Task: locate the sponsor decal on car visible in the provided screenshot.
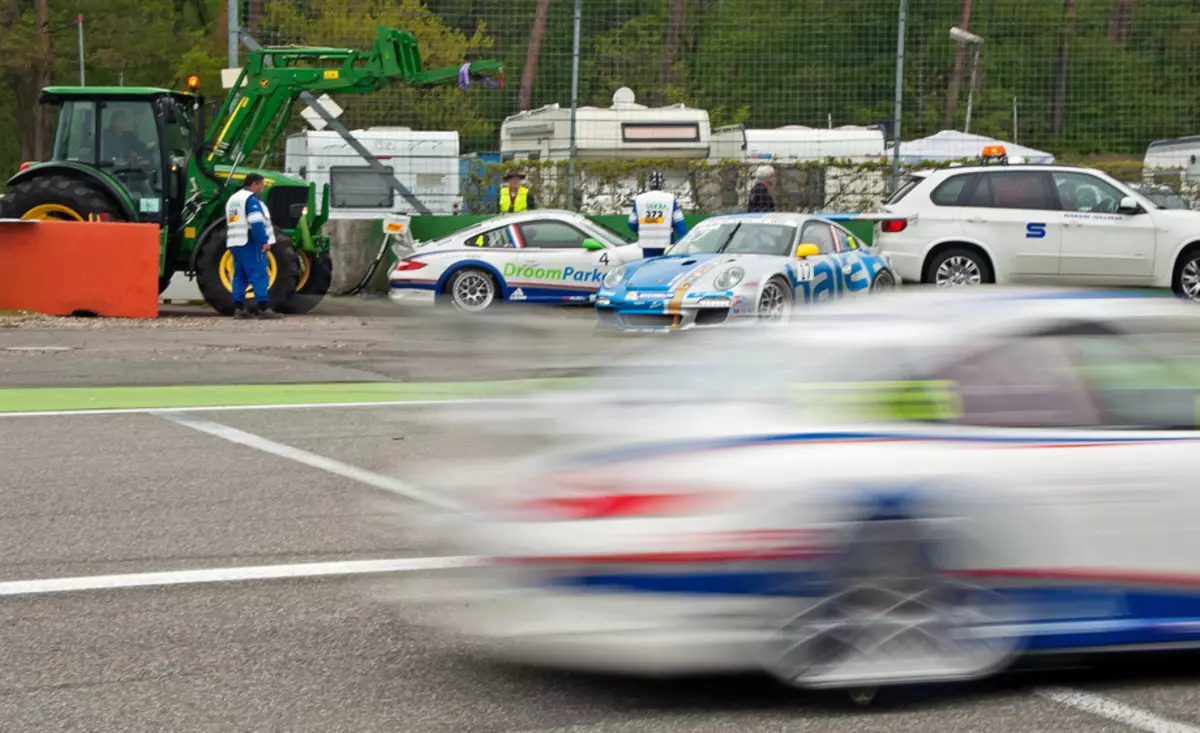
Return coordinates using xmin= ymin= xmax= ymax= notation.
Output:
xmin=502 ymin=263 xmax=605 ymax=284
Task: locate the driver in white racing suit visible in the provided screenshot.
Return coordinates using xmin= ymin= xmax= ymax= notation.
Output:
xmin=628 ymin=171 xmax=687 ymax=258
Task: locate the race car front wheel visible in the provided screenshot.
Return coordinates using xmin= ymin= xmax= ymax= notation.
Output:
xmin=446 ymin=267 xmax=498 ymax=312
xmin=757 ymin=277 xmax=793 ymax=322
xmin=870 ymin=270 xmax=898 ymax=292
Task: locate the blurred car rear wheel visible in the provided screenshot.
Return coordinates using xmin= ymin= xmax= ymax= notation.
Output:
xmin=760 ymin=506 xmax=1024 ymax=690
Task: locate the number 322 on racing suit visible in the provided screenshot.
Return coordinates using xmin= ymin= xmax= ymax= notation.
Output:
xmin=629 ymin=190 xmax=687 ymax=258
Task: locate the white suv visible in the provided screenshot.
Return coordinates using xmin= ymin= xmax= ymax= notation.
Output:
xmin=875 ymin=155 xmax=1200 ymax=300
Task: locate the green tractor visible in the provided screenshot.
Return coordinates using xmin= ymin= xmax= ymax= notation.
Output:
xmin=0 ymin=27 xmax=502 ymax=315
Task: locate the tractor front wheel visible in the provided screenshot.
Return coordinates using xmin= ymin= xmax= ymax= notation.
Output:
xmin=277 ymin=251 xmax=333 ymax=314
xmin=195 ymin=228 xmax=299 ymax=315
xmin=4 ymin=175 xmax=127 ymax=223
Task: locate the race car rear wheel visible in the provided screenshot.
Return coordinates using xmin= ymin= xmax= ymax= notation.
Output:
xmin=760 ymin=499 xmax=1025 ymax=691
xmin=757 ymin=277 xmax=793 ymax=322
xmin=446 ymin=267 xmax=498 ymax=312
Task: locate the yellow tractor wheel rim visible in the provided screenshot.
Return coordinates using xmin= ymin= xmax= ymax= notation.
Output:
xmin=21 ymin=204 xmax=85 ymax=221
xmin=219 ymin=249 xmax=278 ymax=299
xmin=296 ymin=252 xmax=311 ymax=291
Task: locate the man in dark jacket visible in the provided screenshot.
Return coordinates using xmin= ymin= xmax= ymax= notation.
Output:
xmin=747 ymin=165 xmax=776 ymax=212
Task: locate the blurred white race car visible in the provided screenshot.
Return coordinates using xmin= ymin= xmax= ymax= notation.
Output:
xmin=415 ymin=287 xmax=1200 ymax=695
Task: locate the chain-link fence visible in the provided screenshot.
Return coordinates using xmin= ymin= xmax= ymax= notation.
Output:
xmin=241 ymin=0 xmax=1200 ymax=214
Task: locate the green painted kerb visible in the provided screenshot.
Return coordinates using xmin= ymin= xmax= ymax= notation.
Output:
xmin=0 ymin=379 xmax=581 ymax=413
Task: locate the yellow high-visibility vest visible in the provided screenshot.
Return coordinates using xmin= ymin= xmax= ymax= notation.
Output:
xmin=500 ymin=186 xmax=529 ymax=213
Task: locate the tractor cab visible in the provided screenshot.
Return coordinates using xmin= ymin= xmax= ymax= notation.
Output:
xmin=37 ymin=86 xmax=201 ymax=225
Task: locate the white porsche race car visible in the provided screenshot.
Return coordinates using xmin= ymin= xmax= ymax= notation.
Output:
xmin=388 ymin=210 xmax=645 ymax=311
xmin=410 ymin=287 xmax=1200 ymax=696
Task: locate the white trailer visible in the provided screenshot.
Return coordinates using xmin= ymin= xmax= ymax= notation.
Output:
xmin=1142 ymin=135 xmax=1200 ymax=208
xmin=709 ymin=124 xmax=886 ymax=163
xmin=284 ymin=127 xmax=462 ymax=218
xmin=500 ymin=88 xmax=710 ymax=213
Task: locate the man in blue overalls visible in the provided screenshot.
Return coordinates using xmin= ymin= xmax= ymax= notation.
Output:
xmin=224 ymin=173 xmax=282 ymax=319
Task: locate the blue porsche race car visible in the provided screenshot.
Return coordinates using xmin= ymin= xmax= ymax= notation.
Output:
xmin=594 ymin=212 xmax=900 ymax=333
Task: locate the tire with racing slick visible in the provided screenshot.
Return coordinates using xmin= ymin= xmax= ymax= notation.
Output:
xmin=195 ymin=226 xmax=300 ymax=315
xmin=756 ymin=276 xmax=793 ymax=322
xmin=441 ymin=266 xmax=501 ymax=313
xmin=277 ymin=251 xmax=333 ymax=314
xmin=924 ymin=246 xmax=993 ymax=287
xmin=1171 ymin=244 xmax=1200 ymax=302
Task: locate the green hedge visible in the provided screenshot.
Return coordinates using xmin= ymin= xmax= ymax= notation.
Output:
xmin=461 ymin=156 xmax=1168 ymax=215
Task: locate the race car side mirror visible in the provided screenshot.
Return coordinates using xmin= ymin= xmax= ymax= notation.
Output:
xmin=795 ymin=243 xmax=821 ymax=258
xmin=582 ymin=238 xmax=605 ymax=251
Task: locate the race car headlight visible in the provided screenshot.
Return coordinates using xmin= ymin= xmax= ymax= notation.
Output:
xmin=713 ymin=266 xmax=744 ymax=290
xmin=603 ymin=266 xmax=627 ymax=289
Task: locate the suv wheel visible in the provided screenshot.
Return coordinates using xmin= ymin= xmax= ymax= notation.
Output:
xmin=1173 ymin=249 xmax=1200 ymax=301
xmin=926 ymin=248 xmax=991 ymax=287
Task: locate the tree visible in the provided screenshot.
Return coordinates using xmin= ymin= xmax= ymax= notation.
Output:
xmin=942 ymin=0 xmax=974 ymax=130
xmin=1107 ymin=0 xmax=1134 ymax=44
xmin=256 ymin=0 xmax=499 ymax=150
xmin=0 ymin=0 xmax=197 ymax=168
xmin=518 ymin=0 xmax=552 ymax=112
xmin=1052 ymin=0 xmax=1076 ymax=138
xmin=657 ymin=0 xmax=685 ymax=105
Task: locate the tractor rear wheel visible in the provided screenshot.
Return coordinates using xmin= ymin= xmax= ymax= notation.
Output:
xmin=195 ymin=228 xmax=299 ymax=315
xmin=4 ymin=175 xmax=126 ymax=223
xmin=277 ymin=251 xmax=333 ymax=314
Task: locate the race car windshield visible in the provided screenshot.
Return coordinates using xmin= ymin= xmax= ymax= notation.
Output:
xmin=587 ymin=220 xmax=635 ymax=246
xmin=670 ymin=222 xmax=796 ymax=257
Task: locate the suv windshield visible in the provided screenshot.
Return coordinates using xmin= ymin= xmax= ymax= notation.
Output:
xmin=670 ymin=221 xmax=796 ymax=257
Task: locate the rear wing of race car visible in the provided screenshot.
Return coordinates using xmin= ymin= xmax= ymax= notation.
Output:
xmin=384 ymin=213 xmax=416 ymax=259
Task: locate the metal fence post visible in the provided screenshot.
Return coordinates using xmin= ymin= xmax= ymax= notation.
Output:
xmin=567 ymin=0 xmax=582 ymax=210
xmin=890 ymin=0 xmax=908 ymax=196
xmin=228 ymin=0 xmax=239 ymax=68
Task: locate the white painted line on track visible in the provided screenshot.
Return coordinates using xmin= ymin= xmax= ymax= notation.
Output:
xmin=1037 ymin=687 xmax=1200 ymax=733
xmin=0 ymin=396 xmax=517 ymax=419
xmin=0 ymin=556 xmax=482 ymax=597
xmin=158 ymin=410 xmax=465 ymax=511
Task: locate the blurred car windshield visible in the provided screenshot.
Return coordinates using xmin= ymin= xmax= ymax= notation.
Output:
xmin=670 ymin=221 xmax=796 ymax=257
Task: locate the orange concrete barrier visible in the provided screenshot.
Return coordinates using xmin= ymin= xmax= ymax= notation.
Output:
xmin=0 ymin=220 xmax=160 ymax=318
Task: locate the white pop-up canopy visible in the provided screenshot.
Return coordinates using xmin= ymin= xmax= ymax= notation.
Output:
xmin=898 ymin=130 xmax=1055 ymax=164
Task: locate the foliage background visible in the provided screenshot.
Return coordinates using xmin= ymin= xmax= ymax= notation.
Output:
xmin=0 ymin=0 xmax=1194 ymax=198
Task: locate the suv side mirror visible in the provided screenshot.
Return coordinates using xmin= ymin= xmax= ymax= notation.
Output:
xmin=1118 ymin=196 xmax=1142 ymax=214
xmin=582 ymin=238 xmax=605 ymax=251
xmin=795 ymin=243 xmax=821 ymax=258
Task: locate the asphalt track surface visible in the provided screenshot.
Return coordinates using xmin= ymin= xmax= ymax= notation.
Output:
xmin=3 ymin=299 xmax=1200 ymax=732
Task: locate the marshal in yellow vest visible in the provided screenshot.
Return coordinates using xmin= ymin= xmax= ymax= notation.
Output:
xmin=500 ymin=186 xmax=530 ymax=213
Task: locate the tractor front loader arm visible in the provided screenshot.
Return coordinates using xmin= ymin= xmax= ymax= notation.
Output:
xmin=203 ymin=26 xmax=503 ymax=170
